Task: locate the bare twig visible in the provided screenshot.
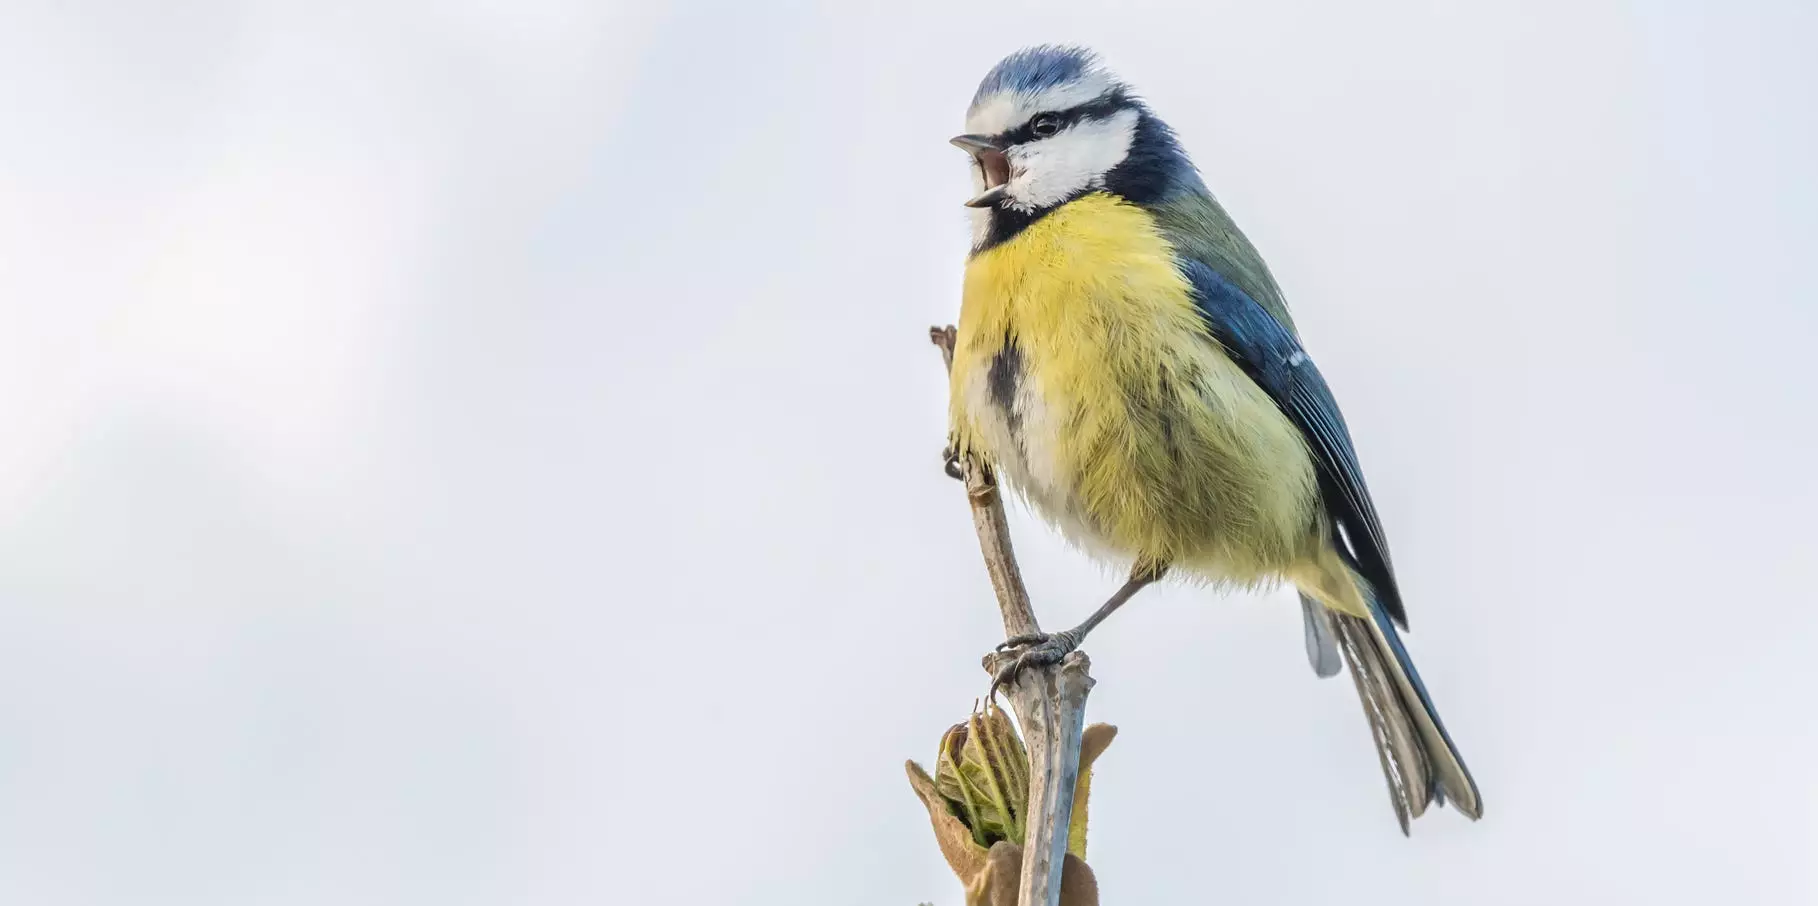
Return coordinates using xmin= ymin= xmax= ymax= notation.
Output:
xmin=931 ymin=325 xmax=1095 ymax=906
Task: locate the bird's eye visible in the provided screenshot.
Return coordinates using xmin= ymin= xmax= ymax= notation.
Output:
xmin=1031 ymin=113 xmax=1062 ymax=137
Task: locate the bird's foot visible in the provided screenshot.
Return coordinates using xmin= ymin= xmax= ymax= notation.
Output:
xmin=987 ymin=630 xmax=1081 ymax=701
xmin=942 ymin=445 xmax=965 ymax=481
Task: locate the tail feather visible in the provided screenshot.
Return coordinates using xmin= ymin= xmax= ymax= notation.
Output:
xmin=1330 ymin=612 xmax=1432 ymax=832
xmin=1299 ymin=593 xmax=1343 ymax=678
xmin=1329 ymin=592 xmax=1483 ymax=831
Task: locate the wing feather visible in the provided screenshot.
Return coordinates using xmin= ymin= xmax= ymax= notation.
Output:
xmin=1177 ymin=257 xmax=1408 ymax=628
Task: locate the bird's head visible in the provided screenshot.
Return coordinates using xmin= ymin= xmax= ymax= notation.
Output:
xmin=953 ymin=46 xmax=1202 ymax=247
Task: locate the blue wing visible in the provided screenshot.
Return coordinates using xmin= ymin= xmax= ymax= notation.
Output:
xmin=1177 ymin=258 xmax=1408 ymax=629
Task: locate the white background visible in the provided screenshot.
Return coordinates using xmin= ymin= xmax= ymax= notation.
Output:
xmin=3 ymin=1 xmax=1814 ymax=903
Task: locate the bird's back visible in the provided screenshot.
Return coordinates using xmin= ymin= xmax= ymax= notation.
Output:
xmin=949 ymin=192 xmax=1319 ymax=580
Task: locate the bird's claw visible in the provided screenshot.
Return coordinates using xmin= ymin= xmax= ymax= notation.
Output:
xmin=943 ymin=442 xmax=995 ymax=484
xmin=942 ymin=447 xmax=965 ymax=481
xmin=995 ymin=632 xmax=1050 ymax=652
xmin=986 ymin=631 xmax=1079 ymax=702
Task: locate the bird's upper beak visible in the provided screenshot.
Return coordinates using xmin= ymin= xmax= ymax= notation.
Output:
xmin=951 ymin=134 xmax=1010 ymax=208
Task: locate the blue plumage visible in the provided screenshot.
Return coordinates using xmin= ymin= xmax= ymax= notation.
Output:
xmin=969 ymin=45 xmax=1101 ymax=110
xmin=1178 ymin=258 xmax=1408 ymax=628
xmin=950 ymin=45 xmax=1481 ymax=830
xmin=1362 ymin=580 xmax=1480 ymax=803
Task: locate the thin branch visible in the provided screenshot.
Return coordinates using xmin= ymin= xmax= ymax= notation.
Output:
xmin=931 ymin=325 xmax=1094 ymax=906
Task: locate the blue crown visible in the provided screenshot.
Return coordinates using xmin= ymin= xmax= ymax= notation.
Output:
xmin=970 ymin=45 xmax=1104 ymax=109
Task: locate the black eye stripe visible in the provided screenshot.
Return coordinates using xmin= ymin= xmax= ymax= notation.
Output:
xmin=995 ymin=88 xmax=1131 ymax=146
xmin=971 ymin=92 xmax=1192 ymax=254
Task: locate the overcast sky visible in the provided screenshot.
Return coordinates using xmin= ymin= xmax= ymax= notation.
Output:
xmin=2 ymin=1 xmax=1815 ymax=903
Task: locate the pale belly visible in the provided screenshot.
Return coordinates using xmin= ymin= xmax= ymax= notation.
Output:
xmin=957 ymin=339 xmax=1322 ymax=584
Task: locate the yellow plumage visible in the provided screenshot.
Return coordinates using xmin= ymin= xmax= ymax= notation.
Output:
xmin=943 ymin=47 xmax=1482 ymax=830
xmin=950 ymin=193 xmax=1361 ymax=604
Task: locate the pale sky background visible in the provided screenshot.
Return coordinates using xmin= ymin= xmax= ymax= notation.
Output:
xmin=2 ymin=1 xmax=1815 ymax=903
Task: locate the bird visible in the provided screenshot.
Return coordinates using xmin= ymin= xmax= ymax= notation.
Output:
xmin=944 ymin=45 xmax=1481 ymax=832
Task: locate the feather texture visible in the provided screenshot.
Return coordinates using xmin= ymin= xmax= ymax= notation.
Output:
xmin=950 ymin=193 xmax=1319 ymax=580
xmin=1175 ymin=258 xmax=1408 ymax=628
xmin=950 ymin=45 xmax=1481 ymax=832
xmin=1299 ymin=593 xmax=1343 ymax=678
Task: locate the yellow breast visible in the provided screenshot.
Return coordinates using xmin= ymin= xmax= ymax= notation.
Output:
xmin=950 ymin=193 xmax=1319 ymax=579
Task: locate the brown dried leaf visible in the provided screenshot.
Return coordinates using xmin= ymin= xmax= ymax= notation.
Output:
xmin=906 ymin=759 xmax=988 ymax=883
xmin=969 ymin=842 xmax=1099 ymax=906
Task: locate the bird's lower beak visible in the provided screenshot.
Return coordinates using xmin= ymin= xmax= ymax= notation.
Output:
xmin=951 ymin=134 xmax=1010 ymax=208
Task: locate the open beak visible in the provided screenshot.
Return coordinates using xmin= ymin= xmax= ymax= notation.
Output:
xmin=951 ymin=134 xmax=1010 ymax=208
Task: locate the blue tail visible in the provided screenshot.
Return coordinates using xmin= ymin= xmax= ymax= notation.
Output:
xmin=1329 ymin=589 xmax=1482 ymax=831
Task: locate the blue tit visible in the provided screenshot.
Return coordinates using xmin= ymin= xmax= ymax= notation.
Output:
xmin=946 ymin=45 xmax=1481 ymax=831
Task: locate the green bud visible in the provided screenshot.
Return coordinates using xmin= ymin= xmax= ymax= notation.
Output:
xmin=934 ymin=704 xmax=1030 ymax=847
xmin=907 ymin=705 xmax=1117 ymax=906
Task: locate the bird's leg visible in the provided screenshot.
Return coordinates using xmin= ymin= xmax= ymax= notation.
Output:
xmin=998 ymin=562 xmax=1167 ymax=651
xmin=989 ymin=562 xmax=1168 ymax=699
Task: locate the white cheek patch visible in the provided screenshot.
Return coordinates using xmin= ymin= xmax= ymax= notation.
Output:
xmin=1003 ymin=108 xmax=1140 ymax=211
